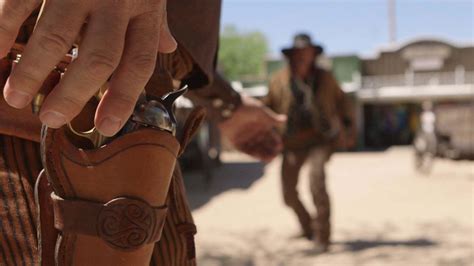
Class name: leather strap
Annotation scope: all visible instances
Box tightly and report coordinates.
[35,170,57,266]
[51,193,168,251]
[178,106,207,156]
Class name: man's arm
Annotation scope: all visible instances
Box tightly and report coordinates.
[331,74,357,148]
[262,74,277,112]
[187,73,287,162]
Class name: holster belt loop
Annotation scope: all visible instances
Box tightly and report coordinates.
[51,193,168,251]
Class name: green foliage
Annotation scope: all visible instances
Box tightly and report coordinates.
[218,25,269,81]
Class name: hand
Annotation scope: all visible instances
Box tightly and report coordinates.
[218,95,287,162]
[336,127,357,149]
[1,0,177,136]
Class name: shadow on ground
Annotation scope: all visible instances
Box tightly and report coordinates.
[336,238,437,252]
[195,238,436,266]
[197,237,438,266]
[183,161,265,210]
[297,238,437,257]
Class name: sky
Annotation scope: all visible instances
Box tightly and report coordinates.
[221,0,474,58]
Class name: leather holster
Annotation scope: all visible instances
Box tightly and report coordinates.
[35,106,205,265]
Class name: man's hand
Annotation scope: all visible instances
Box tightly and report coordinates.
[336,126,357,150]
[218,95,287,162]
[1,0,177,136]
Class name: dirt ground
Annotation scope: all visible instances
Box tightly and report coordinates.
[184,147,473,266]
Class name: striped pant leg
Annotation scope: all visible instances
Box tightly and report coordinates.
[152,165,197,266]
[0,135,42,266]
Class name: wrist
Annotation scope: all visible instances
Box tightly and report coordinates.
[185,73,245,122]
[210,92,243,122]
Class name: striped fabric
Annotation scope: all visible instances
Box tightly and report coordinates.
[152,166,197,266]
[0,134,197,266]
[0,135,41,266]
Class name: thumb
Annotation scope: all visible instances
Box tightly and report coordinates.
[264,108,287,126]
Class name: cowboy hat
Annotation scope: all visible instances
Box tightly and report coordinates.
[282,33,324,56]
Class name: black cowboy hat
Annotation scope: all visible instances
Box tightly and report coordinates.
[282,33,324,56]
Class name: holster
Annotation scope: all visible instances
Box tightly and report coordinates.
[35,106,206,266]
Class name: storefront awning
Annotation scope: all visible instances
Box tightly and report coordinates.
[357,84,474,103]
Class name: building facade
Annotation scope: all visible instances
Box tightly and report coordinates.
[351,38,473,153]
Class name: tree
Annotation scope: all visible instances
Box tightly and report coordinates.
[218,25,269,81]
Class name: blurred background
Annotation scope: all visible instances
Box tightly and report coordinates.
[179,1,473,265]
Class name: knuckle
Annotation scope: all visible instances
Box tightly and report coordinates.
[109,91,137,110]
[130,53,156,70]
[141,0,163,11]
[57,95,84,115]
[37,32,71,54]
[83,52,119,80]
[0,21,16,37]
[125,0,162,16]
[106,0,132,13]
[3,0,39,18]
[109,0,128,7]
[0,0,32,35]
[12,68,42,87]
[126,54,156,79]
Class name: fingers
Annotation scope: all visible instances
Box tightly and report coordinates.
[264,107,287,126]
[219,101,285,161]
[95,13,161,136]
[157,8,176,53]
[39,7,128,128]
[4,0,87,109]
[249,129,282,162]
[233,124,283,162]
[2,0,172,134]
[231,122,261,146]
[0,0,41,56]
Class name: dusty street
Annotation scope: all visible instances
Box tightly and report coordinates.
[184,147,473,266]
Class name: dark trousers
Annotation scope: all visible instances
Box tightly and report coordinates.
[281,145,332,245]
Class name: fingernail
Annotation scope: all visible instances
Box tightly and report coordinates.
[40,111,67,128]
[4,90,32,109]
[98,116,122,136]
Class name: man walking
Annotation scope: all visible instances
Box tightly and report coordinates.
[265,33,355,251]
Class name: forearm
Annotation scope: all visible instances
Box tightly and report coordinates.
[333,81,354,131]
[341,96,355,130]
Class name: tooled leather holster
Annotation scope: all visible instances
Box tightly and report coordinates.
[37,57,204,266]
